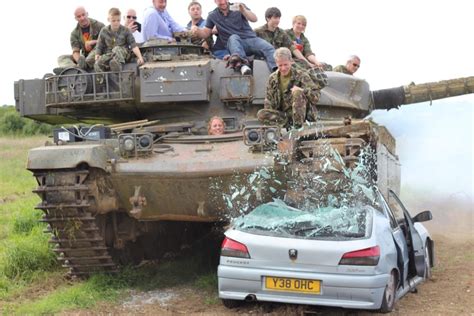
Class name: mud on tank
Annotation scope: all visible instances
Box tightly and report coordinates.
[14,33,474,276]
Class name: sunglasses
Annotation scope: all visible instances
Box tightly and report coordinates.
[126,15,137,20]
[352,63,360,68]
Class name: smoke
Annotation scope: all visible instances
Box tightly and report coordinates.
[369,97,473,206]
[369,96,473,237]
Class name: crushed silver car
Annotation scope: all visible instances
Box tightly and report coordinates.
[218,189,434,313]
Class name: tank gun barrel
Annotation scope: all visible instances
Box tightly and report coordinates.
[372,76,474,110]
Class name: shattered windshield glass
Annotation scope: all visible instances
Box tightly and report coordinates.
[233,199,374,240]
[210,125,383,240]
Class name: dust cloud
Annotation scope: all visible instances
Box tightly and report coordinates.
[370,97,473,238]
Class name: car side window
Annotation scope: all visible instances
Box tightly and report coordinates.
[387,195,405,223]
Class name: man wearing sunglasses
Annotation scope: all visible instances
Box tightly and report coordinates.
[333,55,361,75]
[124,9,144,44]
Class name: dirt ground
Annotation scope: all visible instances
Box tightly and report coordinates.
[77,206,473,316]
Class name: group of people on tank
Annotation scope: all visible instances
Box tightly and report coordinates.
[57,1,361,131]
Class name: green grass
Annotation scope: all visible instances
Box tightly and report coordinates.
[0,137,46,198]
[7,256,219,314]
[0,136,60,309]
[11,275,123,315]
[0,226,57,280]
[0,195,41,239]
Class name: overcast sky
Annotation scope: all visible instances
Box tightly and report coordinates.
[1,0,472,202]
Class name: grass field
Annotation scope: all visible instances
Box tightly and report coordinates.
[0,136,218,315]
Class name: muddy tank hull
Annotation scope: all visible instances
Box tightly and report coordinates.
[28,120,398,276]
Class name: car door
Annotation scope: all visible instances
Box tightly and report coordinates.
[388,190,426,278]
[379,192,409,286]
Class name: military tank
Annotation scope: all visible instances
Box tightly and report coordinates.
[14,35,474,276]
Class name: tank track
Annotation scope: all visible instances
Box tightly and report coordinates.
[34,169,117,277]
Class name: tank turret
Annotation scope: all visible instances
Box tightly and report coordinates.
[13,39,474,276]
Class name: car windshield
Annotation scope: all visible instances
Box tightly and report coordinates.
[233,199,374,240]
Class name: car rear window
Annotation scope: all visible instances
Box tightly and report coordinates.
[233,200,374,240]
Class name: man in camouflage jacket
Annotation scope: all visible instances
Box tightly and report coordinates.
[258,47,321,128]
[57,7,105,70]
[333,55,361,75]
[94,8,145,76]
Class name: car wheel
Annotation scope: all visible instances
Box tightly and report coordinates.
[424,242,432,280]
[379,270,397,313]
[222,299,242,309]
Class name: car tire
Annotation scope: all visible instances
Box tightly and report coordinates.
[424,241,432,280]
[379,270,397,313]
[222,298,242,309]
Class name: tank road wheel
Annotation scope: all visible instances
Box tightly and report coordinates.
[109,240,145,266]
[34,168,117,277]
[379,270,397,313]
[57,67,91,98]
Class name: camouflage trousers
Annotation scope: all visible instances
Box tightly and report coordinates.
[57,52,96,70]
[258,89,313,128]
[94,46,131,73]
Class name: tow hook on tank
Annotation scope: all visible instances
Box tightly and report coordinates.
[129,186,147,219]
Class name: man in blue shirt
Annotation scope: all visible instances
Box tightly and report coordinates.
[143,0,186,42]
[191,0,276,75]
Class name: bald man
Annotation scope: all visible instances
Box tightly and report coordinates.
[57,7,105,71]
[123,8,144,43]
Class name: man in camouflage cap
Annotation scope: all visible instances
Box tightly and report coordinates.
[57,7,105,71]
[257,47,321,129]
[333,55,361,75]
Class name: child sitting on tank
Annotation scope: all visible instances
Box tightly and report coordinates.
[94,7,144,77]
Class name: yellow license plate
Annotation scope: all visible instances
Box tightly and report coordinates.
[265,276,321,294]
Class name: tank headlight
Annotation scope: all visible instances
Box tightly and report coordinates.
[138,135,152,149]
[123,136,135,151]
[119,132,154,158]
[247,129,261,144]
[264,128,278,144]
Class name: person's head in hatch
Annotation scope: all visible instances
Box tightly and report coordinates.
[208,116,225,135]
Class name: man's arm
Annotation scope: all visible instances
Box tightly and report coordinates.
[238,3,257,22]
[292,49,313,67]
[264,75,280,110]
[132,46,145,65]
[70,30,82,62]
[300,71,321,105]
[307,54,322,68]
[191,25,212,39]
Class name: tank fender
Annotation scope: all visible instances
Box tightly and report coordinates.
[27,144,119,171]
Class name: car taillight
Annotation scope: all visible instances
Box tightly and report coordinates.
[221,237,250,258]
[339,246,380,266]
